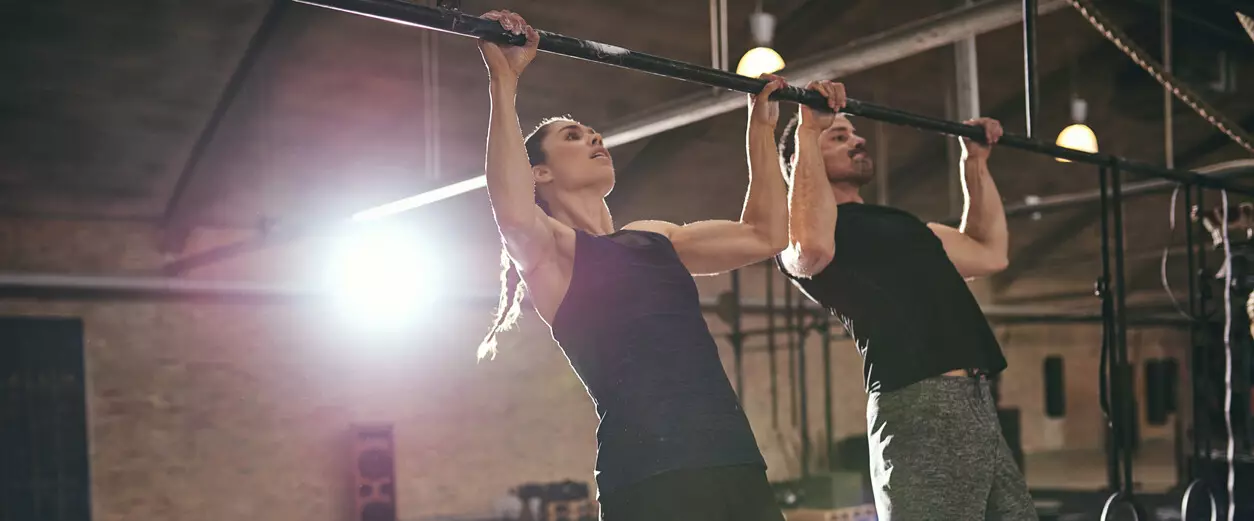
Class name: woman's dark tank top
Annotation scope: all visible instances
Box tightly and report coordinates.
[550,229,765,496]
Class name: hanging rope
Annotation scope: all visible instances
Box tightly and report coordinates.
[1238,12,1253,44]
[1064,0,1254,156]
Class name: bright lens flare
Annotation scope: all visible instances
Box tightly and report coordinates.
[325,223,434,329]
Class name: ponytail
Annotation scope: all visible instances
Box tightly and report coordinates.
[477,247,527,360]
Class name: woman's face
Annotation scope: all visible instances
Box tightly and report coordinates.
[534,120,615,196]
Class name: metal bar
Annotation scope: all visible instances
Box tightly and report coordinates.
[1098,165,1121,492]
[1112,162,1137,495]
[164,0,1066,273]
[954,159,1254,225]
[161,0,289,229]
[1023,0,1040,138]
[1198,186,1212,467]
[0,271,1216,332]
[598,0,1065,147]
[323,0,1203,161]
[951,1,981,216]
[709,0,719,73]
[731,270,744,403]
[1186,184,1201,482]
[0,272,327,299]
[841,101,1253,193]
[718,0,728,72]
[168,0,1254,273]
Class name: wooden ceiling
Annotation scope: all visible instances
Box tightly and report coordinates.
[2,0,1251,297]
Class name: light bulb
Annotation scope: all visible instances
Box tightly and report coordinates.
[736,47,785,77]
[1055,123,1098,163]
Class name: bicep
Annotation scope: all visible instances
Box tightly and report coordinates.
[926,223,1008,279]
[631,219,780,276]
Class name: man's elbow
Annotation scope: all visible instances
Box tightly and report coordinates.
[974,253,1009,277]
[989,253,1009,273]
[792,241,835,277]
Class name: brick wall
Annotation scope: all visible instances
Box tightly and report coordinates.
[1,216,1189,519]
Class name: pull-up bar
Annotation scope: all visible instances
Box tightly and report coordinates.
[297,0,1254,197]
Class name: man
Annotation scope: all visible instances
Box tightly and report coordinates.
[776,81,1036,520]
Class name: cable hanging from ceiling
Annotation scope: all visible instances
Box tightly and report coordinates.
[1063,0,1254,156]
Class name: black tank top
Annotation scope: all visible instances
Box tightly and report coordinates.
[551,229,765,496]
[778,203,1007,393]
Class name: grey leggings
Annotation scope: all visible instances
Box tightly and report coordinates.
[866,375,1038,520]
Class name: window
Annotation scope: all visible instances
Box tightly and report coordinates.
[0,317,91,521]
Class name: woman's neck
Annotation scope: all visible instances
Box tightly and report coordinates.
[548,190,614,235]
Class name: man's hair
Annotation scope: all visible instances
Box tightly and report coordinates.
[777,111,851,180]
[778,112,802,179]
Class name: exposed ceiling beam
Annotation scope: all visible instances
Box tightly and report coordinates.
[158,0,289,253]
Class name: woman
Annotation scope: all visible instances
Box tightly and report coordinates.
[475,10,845,520]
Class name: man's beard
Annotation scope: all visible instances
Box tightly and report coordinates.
[831,160,874,185]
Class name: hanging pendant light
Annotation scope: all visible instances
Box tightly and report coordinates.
[736,10,785,77]
[1056,98,1098,162]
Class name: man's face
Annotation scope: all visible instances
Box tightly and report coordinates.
[818,115,874,185]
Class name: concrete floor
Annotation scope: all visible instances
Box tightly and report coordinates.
[1025,438,1181,494]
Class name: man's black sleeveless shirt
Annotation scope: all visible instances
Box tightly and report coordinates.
[778,203,1007,393]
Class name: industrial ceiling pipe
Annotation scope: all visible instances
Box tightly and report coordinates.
[942,159,1254,226]
[0,271,1201,328]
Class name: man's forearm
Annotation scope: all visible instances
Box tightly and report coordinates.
[959,157,1008,259]
[790,128,838,250]
[781,127,839,276]
[741,123,789,245]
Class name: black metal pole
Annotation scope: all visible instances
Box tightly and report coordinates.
[731,269,744,404]
[1023,0,1039,139]
[1196,186,1215,481]
[293,0,1254,196]
[822,318,834,471]
[1098,166,1122,492]
[1185,184,1201,484]
[1110,162,1139,501]
[767,264,779,429]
